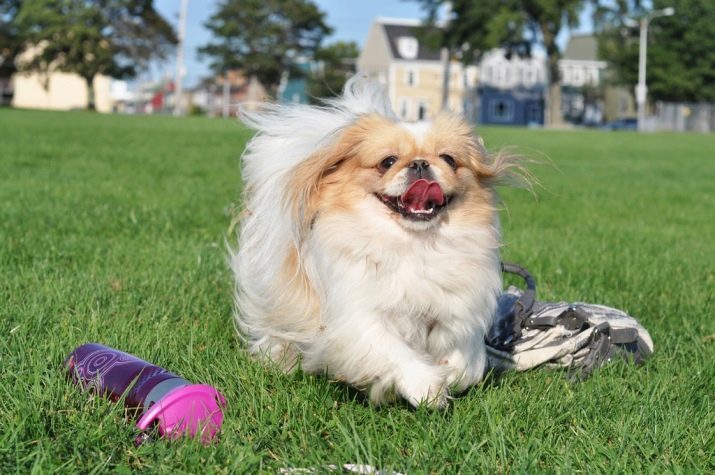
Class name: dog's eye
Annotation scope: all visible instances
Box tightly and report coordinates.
[379,156,398,172]
[440,154,457,170]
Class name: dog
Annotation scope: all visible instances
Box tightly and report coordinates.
[231,78,516,408]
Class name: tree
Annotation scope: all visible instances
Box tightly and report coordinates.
[0,0,22,80]
[15,0,176,110]
[306,41,358,103]
[416,0,587,126]
[595,0,715,102]
[199,0,332,96]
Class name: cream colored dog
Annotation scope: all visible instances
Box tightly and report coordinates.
[232,79,515,407]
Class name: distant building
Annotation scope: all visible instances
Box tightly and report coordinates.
[558,34,607,125]
[11,71,113,112]
[8,45,112,112]
[189,70,267,117]
[558,34,636,124]
[278,59,315,104]
[357,17,478,122]
[477,49,546,126]
[559,35,606,88]
[603,86,636,123]
[109,80,139,114]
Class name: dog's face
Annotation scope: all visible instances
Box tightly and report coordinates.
[291,113,496,233]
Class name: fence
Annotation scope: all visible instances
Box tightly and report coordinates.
[649,102,715,133]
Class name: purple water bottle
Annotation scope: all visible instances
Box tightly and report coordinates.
[64,343,226,444]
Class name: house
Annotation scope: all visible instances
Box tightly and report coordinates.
[603,86,636,123]
[357,17,478,122]
[558,34,637,124]
[477,49,547,126]
[278,59,315,104]
[558,34,608,125]
[11,71,113,112]
[189,70,267,117]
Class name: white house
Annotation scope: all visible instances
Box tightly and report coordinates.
[559,34,607,88]
[558,34,608,124]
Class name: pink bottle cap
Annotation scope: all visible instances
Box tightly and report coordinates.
[135,384,227,444]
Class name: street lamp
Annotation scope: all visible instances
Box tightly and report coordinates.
[632,7,675,132]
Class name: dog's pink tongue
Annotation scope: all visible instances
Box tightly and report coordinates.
[401,179,445,210]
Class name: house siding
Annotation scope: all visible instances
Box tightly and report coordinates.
[478,87,544,126]
[12,72,112,113]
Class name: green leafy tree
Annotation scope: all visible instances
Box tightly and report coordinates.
[199,0,332,96]
[16,0,176,110]
[595,0,715,102]
[0,0,22,79]
[416,0,587,125]
[306,41,358,103]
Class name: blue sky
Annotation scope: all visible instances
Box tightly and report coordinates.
[154,0,594,88]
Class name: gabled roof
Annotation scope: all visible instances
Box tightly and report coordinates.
[379,19,442,61]
[563,34,599,61]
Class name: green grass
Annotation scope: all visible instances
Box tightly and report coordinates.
[1,108,713,473]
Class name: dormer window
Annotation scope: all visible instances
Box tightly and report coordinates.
[397,37,418,59]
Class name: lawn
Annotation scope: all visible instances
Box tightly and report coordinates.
[1,108,713,473]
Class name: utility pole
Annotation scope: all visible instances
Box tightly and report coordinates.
[173,0,188,116]
[634,7,675,132]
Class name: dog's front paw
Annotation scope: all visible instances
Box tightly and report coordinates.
[396,363,449,409]
[441,345,487,393]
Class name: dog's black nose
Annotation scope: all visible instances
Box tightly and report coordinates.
[409,160,430,172]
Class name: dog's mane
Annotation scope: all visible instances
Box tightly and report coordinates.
[232,78,396,343]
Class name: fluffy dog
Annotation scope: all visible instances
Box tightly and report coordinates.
[231,79,515,407]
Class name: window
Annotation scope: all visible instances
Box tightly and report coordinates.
[397,37,419,59]
[489,99,514,122]
[494,65,507,85]
[524,67,535,86]
[400,98,410,119]
[406,69,418,86]
[527,103,541,123]
[418,101,428,121]
[572,68,583,86]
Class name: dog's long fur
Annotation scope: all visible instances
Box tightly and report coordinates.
[231,78,513,407]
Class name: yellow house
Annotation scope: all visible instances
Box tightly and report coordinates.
[12,71,113,113]
[357,17,478,122]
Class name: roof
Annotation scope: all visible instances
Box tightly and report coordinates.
[381,22,442,61]
[563,35,600,61]
[563,34,599,61]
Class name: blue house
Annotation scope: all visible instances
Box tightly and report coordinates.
[479,86,544,125]
[477,49,546,126]
[278,60,313,104]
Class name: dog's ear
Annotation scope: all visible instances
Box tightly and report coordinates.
[285,134,355,241]
[434,114,532,188]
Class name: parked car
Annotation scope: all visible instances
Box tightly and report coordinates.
[603,118,638,131]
